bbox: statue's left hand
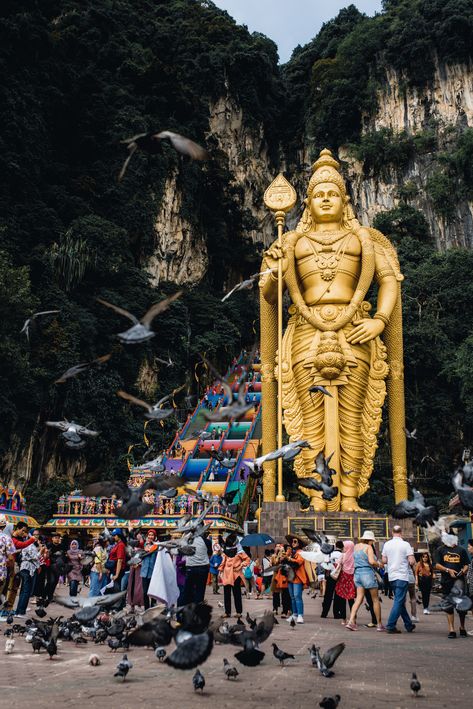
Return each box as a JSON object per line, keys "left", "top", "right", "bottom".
{"left": 346, "top": 318, "right": 384, "bottom": 345}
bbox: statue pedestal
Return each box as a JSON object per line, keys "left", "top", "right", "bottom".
{"left": 259, "top": 502, "right": 422, "bottom": 548}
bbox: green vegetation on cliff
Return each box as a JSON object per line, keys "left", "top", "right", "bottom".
{"left": 1, "top": 0, "right": 473, "bottom": 515}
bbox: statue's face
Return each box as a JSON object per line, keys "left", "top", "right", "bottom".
{"left": 310, "top": 182, "right": 344, "bottom": 223}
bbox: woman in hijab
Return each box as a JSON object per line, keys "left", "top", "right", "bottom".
{"left": 66, "top": 540, "right": 83, "bottom": 597}
{"left": 333, "top": 540, "right": 356, "bottom": 623}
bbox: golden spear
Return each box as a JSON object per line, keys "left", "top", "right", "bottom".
{"left": 263, "top": 174, "right": 297, "bottom": 502}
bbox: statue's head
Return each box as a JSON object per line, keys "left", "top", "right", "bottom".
{"left": 297, "top": 148, "right": 354, "bottom": 232}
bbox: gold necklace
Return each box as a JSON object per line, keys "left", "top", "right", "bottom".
{"left": 308, "top": 234, "right": 350, "bottom": 282}
{"left": 307, "top": 229, "right": 349, "bottom": 246}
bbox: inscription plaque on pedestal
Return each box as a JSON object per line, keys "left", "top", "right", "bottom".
{"left": 323, "top": 517, "right": 352, "bottom": 537}
{"left": 358, "top": 517, "right": 389, "bottom": 540}
{"left": 288, "top": 517, "right": 316, "bottom": 537}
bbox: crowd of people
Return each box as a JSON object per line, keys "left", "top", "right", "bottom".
{"left": 1, "top": 513, "right": 473, "bottom": 640}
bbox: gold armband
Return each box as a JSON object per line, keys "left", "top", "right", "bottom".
{"left": 373, "top": 312, "right": 390, "bottom": 325}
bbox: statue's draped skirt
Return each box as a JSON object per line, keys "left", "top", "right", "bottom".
{"left": 281, "top": 306, "right": 389, "bottom": 505}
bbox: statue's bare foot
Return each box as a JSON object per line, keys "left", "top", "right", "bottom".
{"left": 341, "top": 497, "right": 365, "bottom": 512}
{"left": 310, "top": 496, "right": 327, "bottom": 512}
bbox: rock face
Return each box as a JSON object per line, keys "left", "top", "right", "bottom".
{"left": 340, "top": 58, "right": 473, "bottom": 249}
{"left": 208, "top": 95, "right": 276, "bottom": 248}
{"left": 146, "top": 169, "right": 208, "bottom": 286}
{"left": 145, "top": 96, "right": 277, "bottom": 286}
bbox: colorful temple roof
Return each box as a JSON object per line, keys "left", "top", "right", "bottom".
{"left": 0, "top": 485, "right": 39, "bottom": 527}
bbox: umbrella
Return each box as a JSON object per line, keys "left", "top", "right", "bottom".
{"left": 239, "top": 532, "right": 275, "bottom": 547}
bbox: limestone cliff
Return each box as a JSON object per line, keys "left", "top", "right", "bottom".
{"left": 146, "top": 170, "right": 208, "bottom": 286}
{"left": 340, "top": 58, "right": 473, "bottom": 249}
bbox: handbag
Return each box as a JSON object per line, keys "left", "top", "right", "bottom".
{"left": 243, "top": 565, "right": 253, "bottom": 579}
{"left": 330, "top": 562, "right": 342, "bottom": 581}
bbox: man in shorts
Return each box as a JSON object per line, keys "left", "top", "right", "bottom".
{"left": 435, "top": 536, "right": 469, "bottom": 638}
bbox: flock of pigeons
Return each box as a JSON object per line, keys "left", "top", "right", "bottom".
{"left": 3, "top": 592, "right": 347, "bottom": 705}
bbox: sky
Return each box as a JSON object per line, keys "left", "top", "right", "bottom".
{"left": 212, "top": 0, "right": 383, "bottom": 63}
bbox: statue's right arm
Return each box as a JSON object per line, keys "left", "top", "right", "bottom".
{"left": 259, "top": 239, "right": 287, "bottom": 305}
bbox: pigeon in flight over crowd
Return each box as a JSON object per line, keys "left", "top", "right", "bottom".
{"left": 392, "top": 488, "right": 439, "bottom": 527}
{"left": 117, "top": 384, "right": 184, "bottom": 420}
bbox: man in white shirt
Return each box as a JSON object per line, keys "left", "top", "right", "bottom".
{"left": 382, "top": 525, "right": 416, "bottom": 634}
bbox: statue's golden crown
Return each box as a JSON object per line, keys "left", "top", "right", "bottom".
{"left": 307, "top": 148, "right": 347, "bottom": 199}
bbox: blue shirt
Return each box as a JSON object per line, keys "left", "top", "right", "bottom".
{"left": 140, "top": 551, "right": 157, "bottom": 578}
{"left": 209, "top": 553, "right": 222, "bottom": 574}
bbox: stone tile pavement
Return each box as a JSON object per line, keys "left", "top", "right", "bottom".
{"left": 1, "top": 587, "right": 471, "bottom": 709}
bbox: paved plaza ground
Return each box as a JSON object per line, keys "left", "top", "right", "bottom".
{"left": 1, "top": 587, "right": 471, "bottom": 709}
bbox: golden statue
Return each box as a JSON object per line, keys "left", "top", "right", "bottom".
{"left": 259, "top": 149, "right": 407, "bottom": 511}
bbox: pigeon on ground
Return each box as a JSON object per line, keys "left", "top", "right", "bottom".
{"left": 272, "top": 643, "right": 295, "bottom": 666}
{"left": 155, "top": 646, "right": 167, "bottom": 662}
{"left": 192, "top": 668, "right": 205, "bottom": 692}
{"left": 245, "top": 612, "right": 257, "bottom": 630}
{"left": 54, "top": 354, "right": 112, "bottom": 384}
{"left": 223, "top": 658, "right": 239, "bottom": 679}
{"left": 221, "top": 269, "right": 275, "bottom": 301}
{"left": 392, "top": 488, "right": 439, "bottom": 527}
{"left": 20, "top": 310, "right": 59, "bottom": 340}
{"left": 32, "top": 636, "right": 43, "bottom": 654}
{"left": 35, "top": 607, "right": 47, "bottom": 619}
{"left": 89, "top": 654, "right": 101, "bottom": 666}
{"left": 319, "top": 695, "right": 341, "bottom": 709}
{"left": 309, "top": 643, "right": 345, "bottom": 677}
{"left": 117, "top": 384, "right": 184, "bottom": 420}
{"left": 224, "top": 612, "right": 275, "bottom": 667}
{"left": 114, "top": 653, "right": 133, "bottom": 680}
{"left": 290, "top": 617, "right": 296, "bottom": 629}
{"left": 4, "top": 638, "right": 14, "bottom": 654}
{"left": 410, "top": 672, "right": 421, "bottom": 697}
{"left": 97, "top": 292, "right": 182, "bottom": 344}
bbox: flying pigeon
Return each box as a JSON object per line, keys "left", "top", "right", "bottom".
{"left": 97, "top": 291, "right": 182, "bottom": 344}
{"left": 119, "top": 130, "right": 208, "bottom": 181}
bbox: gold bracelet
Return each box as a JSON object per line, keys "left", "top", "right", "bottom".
{"left": 374, "top": 312, "right": 390, "bottom": 325}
